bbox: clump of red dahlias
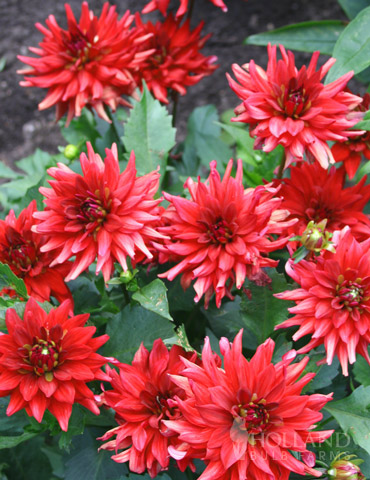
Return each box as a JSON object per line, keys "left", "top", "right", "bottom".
{"left": 33, "top": 143, "right": 165, "bottom": 282}
{"left": 0, "top": 298, "right": 109, "bottom": 431}
{"left": 133, "top": 13, "right": 217, "bottom": 104}
{"left": 0, "top": 200, "right": 72, "bottom": 304}
{"left": 331, "top": 93, "right": 370, "bottom": 179}
{"left": 227, "top": 44, "right": 364, "bottom": 169}
{"left": 275, "top": 229, "right": 370, "bottom": 376}
{"left": 164, "top": 330, "right": 333, "bottom": 480}
{"left": 158, "top": 159, "right": 295, "bottom": 308}
{"left": 277, "top": 162, "right": 370, "bottom": 244}
{"left": 99, "top": 340, "right": 199, "bottom": 477}
{"left": 142, "top": 0, "right": 227, "bottom": 18}
{"left": 18, "top": 2, "right": 154, "bottom": 124}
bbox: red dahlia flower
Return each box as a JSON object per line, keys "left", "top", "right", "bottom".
{"left": 18, "top": 2, "right": 154, "bottom": 125}
{"left": 33, "top": 143, "right": 165, "bottom": 282}
{"left": 331, "top": 93, "right": 370, "bottom": 179}
{"left": 275, "top": 229, "right": 370, "bottom": 376}
{"left": 99, "top": 340, "right": 200, "bottom": 477}
{"left": 165, "top": 330, "right": 333, "bottom": 480}
{"left": 277, "top": 162, "right": 370, "bottom": 244}
{"left": 142, "top": 0, "right": 227, "bottom": 18}
{"left": 0, "top": 298, "right": 109, "bottom": 431}
{"left": 158, "top": 159, "right": 295, "bottom": 308}
{"left": 0, "top": 200, "right": 72, "bottom": 304}
{"left": 227, "top": 44, "right": 363, "bottom": 169}
{"left": 133, "top": 14, "right": 217, "bottom": 104}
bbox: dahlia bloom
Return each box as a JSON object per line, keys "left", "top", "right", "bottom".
{"left": 133, "top": 14, "right": 217, "bottom": 104}
{"left": 331, "top": 93, "right": 370, "bottom": 179}
{"left": 99, "top": 340, "right": 200, "bottom": 477}
{"left": 158, "top": 159, "right": 295, "bottom": 308}
{"left": 227, "top": 44, "right": 364, "bottom": 169}
{"left": 277, "top": 162, "right": 370, "bottom": 244}
{"left": 142, "top": 0, "right": 227, "bottom": 18}
{"left": 275, "top": 229, "right": 370, "bottom": 376}
{"left": 18, "top": 2, "right": 154, "bottom": 124}
{"left": 33, "top": 143, "right": 165, "bottom": 282}
{"left": 165, "top": 330, "right": 333, "bottom": 480}
{"left": 0, "top": 200, "right": 72, "bottom": 304}
{"left": 0, "top": 298, "right": 109, "bottom": 431}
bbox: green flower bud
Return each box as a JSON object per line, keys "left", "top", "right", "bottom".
{"left": 328, "top": 454, "right": 365, "bottom": 480}
{"left": 120, "top": 270, "right": 134, "bottom": 284}
{"left": 300, "top": 219, "right": 335, "bottom": 253}
{"left": 63, "top": 144, "right": 79, "bottom": 160}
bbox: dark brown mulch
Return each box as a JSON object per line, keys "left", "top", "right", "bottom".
{"left": 0, "top": 0, "right": 346, "bottom": 166}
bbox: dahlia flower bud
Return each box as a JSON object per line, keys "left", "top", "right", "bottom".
{"left": 328, "top": 454, "right": 365, "bottom": 480}
{"left": 63, "top": 144, "right": 79, "bottom": 160}
{"left": 300, "top": 219, "right": 335, "bottom": 253}
{"left": 120, "top": 269, "right": 135, "bottom": 284}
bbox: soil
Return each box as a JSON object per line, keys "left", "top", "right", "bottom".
{"left": 0, "top": 0, "right": 346, "bottom": 166}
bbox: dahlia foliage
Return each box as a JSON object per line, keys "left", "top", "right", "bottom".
{"left": 2, "top": 0, "right": 370, "bottom": 479}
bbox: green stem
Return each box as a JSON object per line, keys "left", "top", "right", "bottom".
{"left": 122, "top": 285, "right": 130, "bottom": 305}
{"left": 187, "top": 0, "right": 196, "bottom": 21}
{"left": 276, "top": 154, "right": 286, "bottom": 180}
{"left": 315, "top": 460, "right": 329, "bottom": 469}
{"left": 185, "top": 467, "right": 195, "bottom": 480}
{"left": 318, "top": 415, "right": 334, "bottom": 428}
{"left": 104, "top": 105, "right": 125, "bottom": 153}
{"left": 171, "top": 91, "right": 179, "bottom": 128}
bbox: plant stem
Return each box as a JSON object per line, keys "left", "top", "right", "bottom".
{"left": 171, "top": 91, "right": 179, "bottom": 128}
{"left": 122, "top": 285, "right": 130, "bottom": 305}
{"left": 318, "top": 415, "right": 334, "bottom": 428}
{"left": 104, "top": 105, "right": 125, "bottom": 153}
{"left": 276, "top": 154, "right": 286, "bottom": 179}
{"left": 187, "top": 0, "right": 196, "bottom": 21}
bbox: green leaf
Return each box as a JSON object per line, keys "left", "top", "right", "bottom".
{"left": 355, "top": 110, "right": 370, "bottom": 130}
{"left": 325, "top": 386, "right": 370, "bottom": 454}
{"left": 353, "top": 350, "right": 370, "bottom": 386}
{"left": 0, "top": 163, "right": 20, "bottom": 180}
{"left": 0, "top": 57, "right": 6, "bottom": 72}
{"left": 203, "top": 297, "right": 250, "bottom": 345}
{"left": 16, "top": 149, "right": 55, "bottom": 177}
{"left": 325, "top": 6, "right": 370, "bottom": 83}
{"left": 68, "top": 276, "right": 101, "bottom": 315}
{"left": 122, "top": 85, "right": 176, "bottom": 181}
{"left": 303, "top": 353, "right": 340, "bottom": 392}
{"left": 0, "top": 150, "right": 55, "bottom": 212}
{"left": 15, "top": 176, "right": 46, "bottom": 213}
{"left": 64, "top": 428, "right": 126, "bottom": 480}
{"left": 0, "top": 300, "right": 27, "bottom": 332}
{"left": 0, "top": 431, "right": 38, "bottom": 449}
{"left": 58, "top": 406, "right": 85, "bottom": 450}
{"left": 338, "top": 0, "right": 370, "bottom": 19}
{"left": 217, "top": 119, "right": 283, "bottom": 186}
{"left": 245, "top": 20, "right": 345, "bottom": 55}
{"left": 0, "top": 399, "right": 27, "bottom": 434}
{"left": 0, "top": 435, "right": 52, "bottom": 480}
{"left": 103, "top": 304, "right": 176, "bottom": 363}
{"left": 239, "top": 269, "right": 294, "bottom": 349}
{"left": 132, "top": 279, "right": 172, "bottom": 321}
{"left": 182, "top": 105, "right": 232, "bottom": 175}
{"left": 175, "top": 324, "right": 196, "bottom": 353}
{"left": 60, "top": 109, "right": 100, "bottom": 147}
{"left": 0, "top": 263, "right": 28, "bottom": 299}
